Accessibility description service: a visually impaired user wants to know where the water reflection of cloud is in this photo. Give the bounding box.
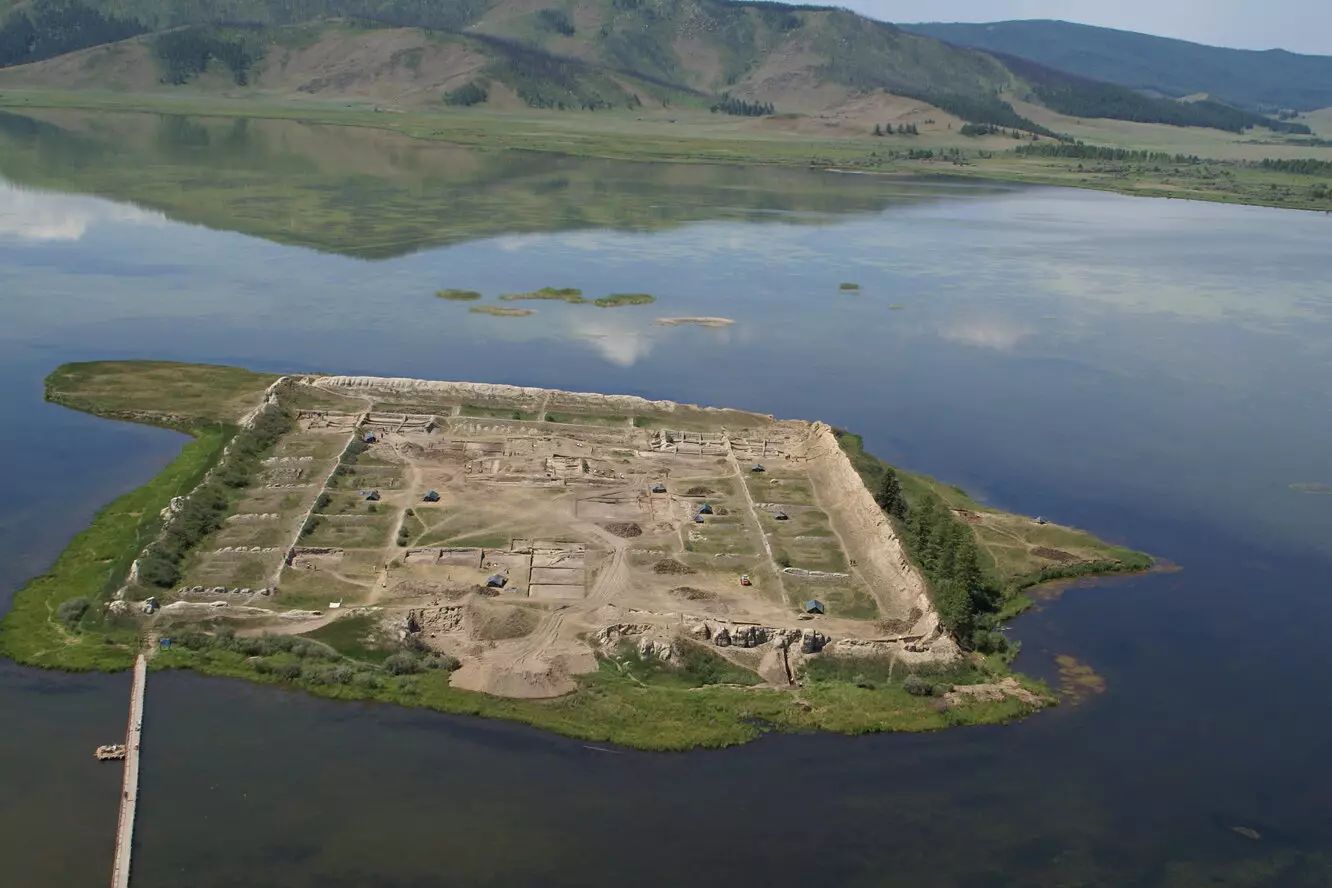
[536,223,829,267]
[0,183,165,241]
[569,316,656,367]
[939,317,1033,351]
[494,234,544,252]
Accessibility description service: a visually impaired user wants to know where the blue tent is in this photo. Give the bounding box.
[651,483,667,494]
[423,491,441,503]
[486,574,508,588]
[364,490,381,502]
[750,464,765,473]
[364,433,377,444]
[694,515,705,524]
[803,599,826,615]
[698,503,714,515]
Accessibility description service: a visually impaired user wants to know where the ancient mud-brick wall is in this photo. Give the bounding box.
[122,376,295,596]
[309,376,772,426]
[796,422,935,628]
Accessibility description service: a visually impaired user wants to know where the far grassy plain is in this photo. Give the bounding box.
[1,90,1329,216]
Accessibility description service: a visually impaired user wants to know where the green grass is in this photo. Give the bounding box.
[435,289,483,301]
[151,639,1047,750]
[1,92,1328,225]
[834,428,1153,602]
[614,638,763,688]
[302,614,394,664]
[458,405,538,420]
[499,287,585,303]
[543,412,629,426]
[593,293,656,307]
[45,361,276,427]
[0,426,231,669]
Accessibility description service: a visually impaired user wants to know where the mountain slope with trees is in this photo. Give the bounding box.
[901,19,1332,112]
[0,1,1315,137]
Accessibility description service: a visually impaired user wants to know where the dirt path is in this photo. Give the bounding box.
[238,612,341,637]
[725,435,788,604]
[585,545,629,605]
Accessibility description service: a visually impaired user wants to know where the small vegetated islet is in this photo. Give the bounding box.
[593,293,656,307]
[499,287,585,303]
[471,305,537,317]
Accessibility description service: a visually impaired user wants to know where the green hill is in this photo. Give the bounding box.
[901,19,1332,112]
[0,1,1313,138]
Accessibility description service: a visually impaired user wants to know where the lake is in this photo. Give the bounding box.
[1,109,1330,887]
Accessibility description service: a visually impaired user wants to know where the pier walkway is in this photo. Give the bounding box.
[110,653,146,888]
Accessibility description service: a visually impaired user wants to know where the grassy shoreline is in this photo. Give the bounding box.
[0,427,230,670]
[1,90,1328,213]
[1,361,1153,748]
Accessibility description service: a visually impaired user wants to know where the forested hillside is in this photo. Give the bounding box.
[999,54,1311,134]
[902,19,1332,112]
[0,1,1317,137]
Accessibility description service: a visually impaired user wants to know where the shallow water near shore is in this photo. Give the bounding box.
[2,110,1331,886]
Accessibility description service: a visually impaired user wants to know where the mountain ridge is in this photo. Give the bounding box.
[0,2,1316,137]
[900,19,1332,112]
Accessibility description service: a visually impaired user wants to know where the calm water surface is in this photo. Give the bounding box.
[1,111,1330,887]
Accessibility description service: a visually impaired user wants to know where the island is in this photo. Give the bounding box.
[0,362,1152,750]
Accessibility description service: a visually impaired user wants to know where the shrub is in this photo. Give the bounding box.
[137,551,182,589]
[536,8,575,36]
[328,665,355,685]
[383,653,423,675]
[445,80,488,107]
[426,652,461,672]
[970,629,1010,655]
[903,674,933,697]
[57,597,90,628]
[272,661,302,680]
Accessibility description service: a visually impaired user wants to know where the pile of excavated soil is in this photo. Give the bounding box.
[653,559,696,575]
[952,509,984,524]
[1030,547,1077,563]
[470,604,539,641]
[671,586,716,601]
[603,522,643,538]
[390,580,491,601]
[876,610,922,635]
[684,486,716,497]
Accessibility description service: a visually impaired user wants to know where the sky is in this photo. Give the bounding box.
[818,1,1331,55]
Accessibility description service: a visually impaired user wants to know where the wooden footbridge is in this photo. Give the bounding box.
[109,653,146,888]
